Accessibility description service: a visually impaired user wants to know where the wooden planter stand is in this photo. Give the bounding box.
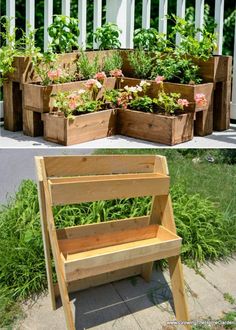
[36,155,190,330]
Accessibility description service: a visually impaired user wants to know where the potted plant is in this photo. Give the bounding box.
[117,80,194,145]
[43,82,118,145]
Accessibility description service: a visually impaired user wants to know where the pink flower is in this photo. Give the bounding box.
[195,93,207,107]
[110,69,123,78]
[84,79,102,90]
[68,99,77,110]
[155,76,165,84]
[47,69,62,81]
[94,71,106,81]
[177,99,189,107]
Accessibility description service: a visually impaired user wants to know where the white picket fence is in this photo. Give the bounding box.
[4,0,236,119]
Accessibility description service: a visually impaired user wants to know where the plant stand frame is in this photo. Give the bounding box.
[35,155,190,330]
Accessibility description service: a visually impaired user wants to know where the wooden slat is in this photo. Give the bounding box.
[126,0,135,48]
[78,0,87,49]
[54,265,142,296]
[57,215,150,240]
[26,0,35,38]
[62,0,70,16]
[49,173,170,205]
[6,0,15,43]
[44,0,53,51]
[93,0,102,49]
[44,155,156,177]
[214,0,224,55]
[231,14,236,120]
[195,0,204,41]
[59,224,160,255]
[142,0,151,29]
[176,0,186,45]
[159,0,168,36]
[64,238,181,281]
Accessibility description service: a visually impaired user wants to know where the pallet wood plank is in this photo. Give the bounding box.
[49,173,170,205]
[44,155,156,177]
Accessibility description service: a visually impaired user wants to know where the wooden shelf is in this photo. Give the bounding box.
[35,155,190,330]
[59,224,181,282]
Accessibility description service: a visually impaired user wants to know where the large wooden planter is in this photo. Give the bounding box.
[43,109,117,145]
[118,77,213,136]
[117,108,194,146]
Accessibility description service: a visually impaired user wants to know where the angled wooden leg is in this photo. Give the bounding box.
[168,255,190,329]
[57,270,75,330]
[37,180,57,310]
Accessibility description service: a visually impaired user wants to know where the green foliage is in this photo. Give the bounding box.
[129,95,153,112]
[32,51,59,85]
[128,50,154,79]
[133,28,170,52]
[94,23,121,50]
[151,54,202,84]
[223,10,236,55]
[48,15,80,53]
[102,51,123,75]
[153,91,184,114]
[77,52,100,79]
[223,293,236,305]
[170,14,217,60]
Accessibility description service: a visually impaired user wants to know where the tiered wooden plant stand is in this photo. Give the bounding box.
[36,155,190,330]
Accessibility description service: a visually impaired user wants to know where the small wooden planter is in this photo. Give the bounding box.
[36,155,190,330]
[43,109,117,145]
[119,77,213,136]
[117,109,194,146]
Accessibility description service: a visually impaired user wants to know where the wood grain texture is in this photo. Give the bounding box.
[117,109,194,145]
[44,155,156,177]
[23,108,43,136]
[49,172,170,205]
[213,80,231,131]
[3,81,23,131]
[57,216,150,240]
[43,108,117,146]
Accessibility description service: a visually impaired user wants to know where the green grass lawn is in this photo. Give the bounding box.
[0,149,236,328]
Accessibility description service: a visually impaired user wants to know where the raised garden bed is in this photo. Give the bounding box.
[117,109,194,145]
[43,109,117,146]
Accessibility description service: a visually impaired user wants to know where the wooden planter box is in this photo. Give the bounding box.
[43,109,117,145]
[4,52,79,131]
[23,77,116,113]
[117,108,194,145]
[119,77,213,136]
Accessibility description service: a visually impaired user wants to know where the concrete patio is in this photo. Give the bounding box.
[16,259,236,330]
[1,123,236,149]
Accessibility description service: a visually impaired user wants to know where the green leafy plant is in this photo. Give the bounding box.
[102,51,123,75]
[77,52,100,80]
[129,95,153,112]
[48,15,80,53]
[128,50,154,79]
[223,292,236,305]
[133,28,170,52]
[94,22,121,50]
[169,14,217,60]
[151,54,202,84]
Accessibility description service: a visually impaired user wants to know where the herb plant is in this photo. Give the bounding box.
[102,51,123,75]
[133,28,170,52]
[170,14,217,60]
[48,15,80,53]
[94,23,121,50]
[151,54,202,84]
[128,50,154,79]
[77,52,100,80]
